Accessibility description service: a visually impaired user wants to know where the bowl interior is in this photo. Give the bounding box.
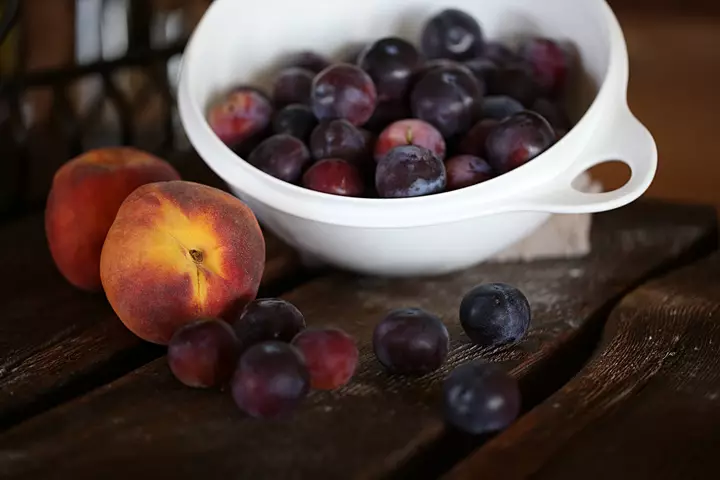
[185,0,611,125]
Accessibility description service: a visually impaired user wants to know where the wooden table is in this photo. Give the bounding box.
[0,160,717,479]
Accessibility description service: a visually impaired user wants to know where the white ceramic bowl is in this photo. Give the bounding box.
[177,0,657,277]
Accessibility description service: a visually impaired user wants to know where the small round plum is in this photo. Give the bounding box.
[272,67,314,106]
[373,308,449,375]
[445,155,494,190]
[410,64,484,138]
[231,341,310,419]
[374,119,446,163]
[233,298,306,351]
[420,9,485,61]
[291,328,359,390]
[375,145,447,198]
[358,37,422,102]
[459,283,531,347]
[302,158,364,197]
[443,361,521,435]
[272,104,318,142]
[207,87,273,146]
[310,119,368,164]
[311,64,378,126]
[168,318,240,388]
[247,134,312,183]
[485,111,555,174]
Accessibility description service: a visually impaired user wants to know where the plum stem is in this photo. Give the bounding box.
[190,249,204,263]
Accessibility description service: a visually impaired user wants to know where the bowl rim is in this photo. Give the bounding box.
[178,0,629,227]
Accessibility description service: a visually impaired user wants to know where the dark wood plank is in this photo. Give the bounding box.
[0,155,301,429]
[0,201,715,480]
[445,251,720,480]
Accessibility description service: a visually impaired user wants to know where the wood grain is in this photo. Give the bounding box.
[0,201,714,480]
[445,252,720,480]
[0,156,301,429]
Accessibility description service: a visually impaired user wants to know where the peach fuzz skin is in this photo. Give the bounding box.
[100,181,266,345]
[45,147,181,291]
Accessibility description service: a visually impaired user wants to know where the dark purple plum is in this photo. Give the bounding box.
[459,283,531,347]
[272,67,314,106]
[233,298,306,351]
[247,134,312,183]
[302,158,365,197]
[376,145,447,198]
[531,98,572,136]
[207,87,273,146]
[519,38,569,96]
[485,111,555,173]
[358,37,422,102]
[364,100,412,133]
[292,328,359,390]
[231,341,310,419]
[311,64,378,126]
[481,95,524,120]
[420,9,485,61]
[457,118,498,157]
[374,119,446,163]
[168,319,240,388]
[463,57,498,85]
[272,104,318,142]
[310,119,368,164]
[443,361,521,435]
[373,308,449,375]
[410,65,484,138]
[486,64,540,107]
[285,50,331,73]
[445,155,494,190]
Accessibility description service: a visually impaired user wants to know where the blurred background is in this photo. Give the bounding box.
[0,0,718,219]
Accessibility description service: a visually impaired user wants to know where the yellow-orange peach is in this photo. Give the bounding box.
[45,147,181,291]
[100,181,265,344]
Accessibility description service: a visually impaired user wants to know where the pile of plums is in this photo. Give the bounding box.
[168,282,532,435]
[206,8,573,199]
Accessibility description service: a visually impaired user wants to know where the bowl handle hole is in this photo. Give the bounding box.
[573,160,632,194]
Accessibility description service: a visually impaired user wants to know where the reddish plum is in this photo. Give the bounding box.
[311,64,378,126]
[358,37,422,102]
[291,328,359,390]
[485,111,555,173]
[233,298,306,351]
[272,104,318,142]
[232,341,310,418]
[374,119,446,163]
[248,134,311,183]
[168,319,240,388]
[272,67,314,106]
[310,119,368,164]
[207,87,273,146]
[420,9,485,61]
[376,145,447,198]
[445,155,494,190]
[302,158,365,197]
[520,38,568,96]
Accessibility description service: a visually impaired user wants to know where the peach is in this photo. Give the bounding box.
[45,147,181,291]
[100,181,265,345]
